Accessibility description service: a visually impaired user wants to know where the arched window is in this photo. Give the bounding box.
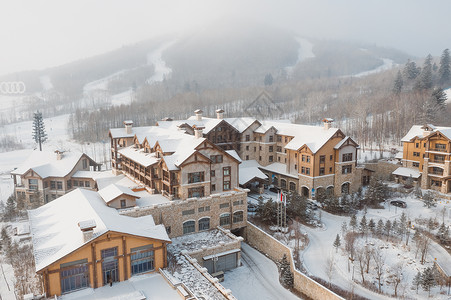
[220,213,231,226]
[326,186,334,195]
[183,220,195,235]
[281,179,287,189]
[198,217,210,231]
[289,182,296,191]
[233,211,244,223]
[273,176,278,185]
[341,182,350,195]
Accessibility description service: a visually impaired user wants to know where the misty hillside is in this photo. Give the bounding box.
[0,20,410,100]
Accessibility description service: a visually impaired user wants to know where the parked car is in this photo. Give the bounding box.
[390,200,407,208]
[247,203,257,212]
[269,186,280,193]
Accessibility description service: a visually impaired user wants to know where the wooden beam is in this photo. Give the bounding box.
[122,237,128,281]
[92,243,98,288]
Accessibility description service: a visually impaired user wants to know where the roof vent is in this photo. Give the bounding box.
[124,120,133,134]
[194,126,205,138]
[78,219,96,242]
[216,109,224,119]
[194,109,203,121]
[322,118,334,130]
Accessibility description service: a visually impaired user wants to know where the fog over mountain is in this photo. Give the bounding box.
[1,0,450,76]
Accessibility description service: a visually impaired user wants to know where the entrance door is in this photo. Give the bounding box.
[101,247,119,285]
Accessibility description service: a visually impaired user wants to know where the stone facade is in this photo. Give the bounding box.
[120,188,248,238]
[244,223,344,300]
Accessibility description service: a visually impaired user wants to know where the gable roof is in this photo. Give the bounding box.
[401,124,451,142]
[11,150,97,178]
[29,188,170,272]
[98,184,140,204]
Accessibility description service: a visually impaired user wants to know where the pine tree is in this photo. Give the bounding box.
[421,267,436,296]
[412,271,421,293]
[368,219,376,234]
[264,73,273,86]
[279,254,294,288]
[384,220,392,238]
[392,70,403,95]
[350,214,358,233]
[422,192,437,208]
[4,195,16,222]
[359,215,368,235]
[333,234,341,252]
[439,48,450,85]
[376,219,384,237]
[1,227,11,253]
[431,88,447,108]
[32,111,48,151]
[404,59,420,80]
[437,222,449,244]
[415,54,433,91]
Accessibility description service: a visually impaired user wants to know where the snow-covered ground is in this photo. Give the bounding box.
[285,37,315,76]
[352,58,396,78]
[146,40,177,84]
[444,87,451,104]
[222,243,301,300]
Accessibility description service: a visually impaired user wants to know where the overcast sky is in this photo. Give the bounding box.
[1,0,450,76]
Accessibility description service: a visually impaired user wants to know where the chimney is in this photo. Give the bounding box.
[124,120,133,134]
[194,109,203,121]
[55,150,64,160]
[421,124,433,137]
[194,126,205,138]
[216,109,224,119]
[322,118,334,130]
[78,220,96,243]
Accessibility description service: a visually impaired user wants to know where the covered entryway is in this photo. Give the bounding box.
[301,186,309,197]
[101,247,119,285]
[203,249,240,274]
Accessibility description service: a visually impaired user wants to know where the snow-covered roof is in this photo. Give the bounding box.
[98,184,140,204]
[158,117,222,134]
[72,170,110,179]
[334,136,350,149]
[223,117,259,133]
[254,120,340,153]
[118,146,160,167]
[239,160,268,185]
[29,188,170,272]
[392,167,421,179]
[226,150,242,163]
[11,150,95,178]
[259,162,298,179]
[401,124,451,142]
[109,125,154,139]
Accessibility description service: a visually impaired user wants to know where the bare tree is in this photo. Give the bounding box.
[419,235,431,265]
[363,245,372,274]
[325,255,335,288]
[373,247,386,292]
[390,262,404,298]
[356,247,366,284]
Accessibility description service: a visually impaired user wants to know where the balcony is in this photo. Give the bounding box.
[430,148,447,153]
[429,170,444,176]
[431,160,445,164]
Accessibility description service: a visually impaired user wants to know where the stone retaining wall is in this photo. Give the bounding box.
[244,223,344,300]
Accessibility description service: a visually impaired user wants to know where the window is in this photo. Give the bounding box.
[294,164,297,170]
[342,165,352,174]
[182,209,195,216]
[277,146,282,152]
[330,155,333,160]
[269,146,273,152]
[120,200,126,208]
[246,146,249,151]
[223,167,231,176]
[218,127,222,131]
[329,167,332,172]
[259,146,262,151]
[198,218,210,231]
[289,182,296,191]
[60,259,90,294]
[210,155,223,163]
[342,153,353,162]
[211,184,216,192]
[341,183,350,194]
[413,162,420,167]
[188,187,204,198]
[431,179,442,187]
[302,155,305,162]
[259,156,262,161]
[295,153,297,158]
[79,181,84,187]
[50,181,56,189]
[29,179,38,190]
[188,172,204,184]
[269,135,274,142]
[246,155,249,160]
[305,168,310,175]
[211,170,215,177]
[434,154,445,163]
[285,137,288,142]
[320,155,325,163]
[278,157,281,162]
[131,245,154,275]
[183,221,196,234]
[245,135,250,141]
[57,181,63,190]
[233,200,243,206]
[301,166,305,174]
[85,181,90,188]
[233,211,244,223]
[83,159,88,169]
[281,179,287,189]
[254,147,256,152]
[44,181,48,188]
[415,143,419,148]
[269,156,273,162]
[306,156,310,163]
[220,213,230,226]
[413,152,420,157]
[223,181,231,191]
[166,226,171,234]
[67,180,72,189]
[277,136,282,142]
[319,167,325,176]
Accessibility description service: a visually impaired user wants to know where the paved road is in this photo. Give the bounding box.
[222,243,301,300]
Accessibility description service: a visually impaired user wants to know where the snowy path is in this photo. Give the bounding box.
[222,243,301,300]
[428,239,451,275]
[301,211,394,300]
[0,262,16,300]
